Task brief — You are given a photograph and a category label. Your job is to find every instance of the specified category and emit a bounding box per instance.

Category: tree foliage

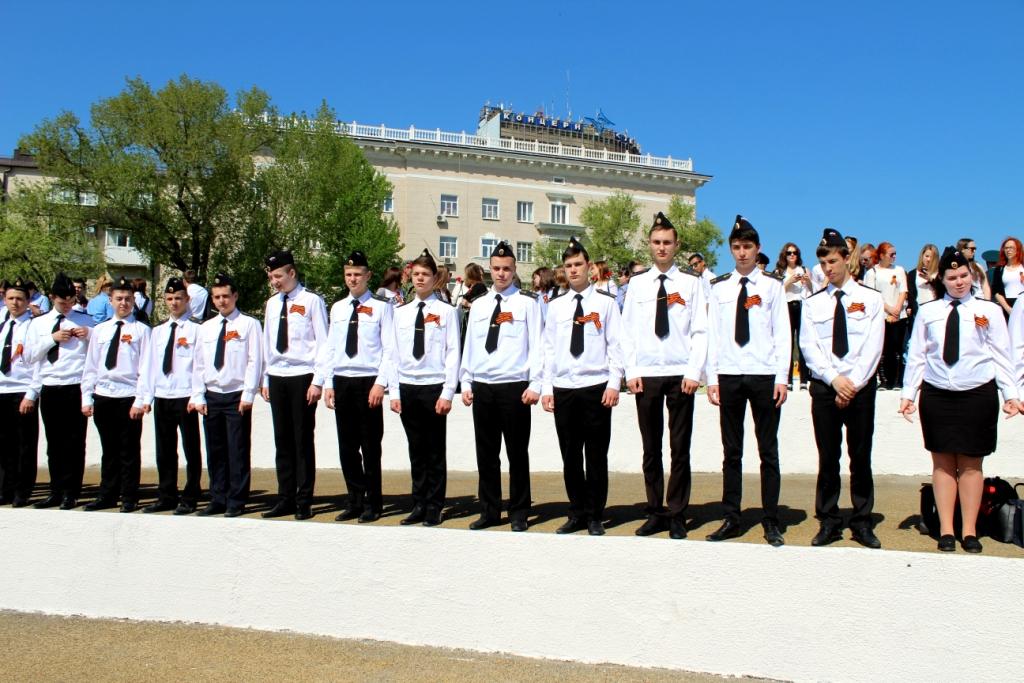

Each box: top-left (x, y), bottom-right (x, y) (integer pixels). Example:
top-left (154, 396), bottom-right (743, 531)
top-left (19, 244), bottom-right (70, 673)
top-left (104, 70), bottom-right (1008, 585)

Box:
top-left (579, 191), bottom-right (645, 269)
top-left (665, 195), bottom-right (724, 269)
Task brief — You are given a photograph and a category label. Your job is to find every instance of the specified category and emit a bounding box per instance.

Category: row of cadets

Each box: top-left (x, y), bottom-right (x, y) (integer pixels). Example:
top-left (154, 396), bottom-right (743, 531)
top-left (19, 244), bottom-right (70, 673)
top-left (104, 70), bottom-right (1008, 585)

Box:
top-left (541, 236), bottom-right (623, 536)
top-left (24, 274), bottom-right (95, 509)
top-left (260, 251), bottom-right (329, 521)
top-left (459, 240), bottom-right (543, 532)
top-left (621, 212), bottom-right (707, 540)
top-left (0, 278), bottom-right (41, 505)
top-left (316, 250), bottom-right (395, 523)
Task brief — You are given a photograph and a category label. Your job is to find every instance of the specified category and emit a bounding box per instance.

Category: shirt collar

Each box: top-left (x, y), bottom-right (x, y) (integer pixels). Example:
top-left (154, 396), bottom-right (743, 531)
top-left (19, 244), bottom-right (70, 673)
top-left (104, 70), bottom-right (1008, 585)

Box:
top-left (653, 264), bottom-right (679, 280)
top-left (570, 284), bottom-right (594, 299)
top-left (348, 290), bottom-right (371, 304)
top-left (282, 284), bottom-right (304, 301)
top-left (221, 308), bottom-right (241, 322)
top-left (414, 292), bottom-right (437, 304)
top-left (491, 284), bottom-right (518, 299)
top-left (944, 292), bottom-right (973, 306)
top-left (731, 268), bottom-right (760, 284)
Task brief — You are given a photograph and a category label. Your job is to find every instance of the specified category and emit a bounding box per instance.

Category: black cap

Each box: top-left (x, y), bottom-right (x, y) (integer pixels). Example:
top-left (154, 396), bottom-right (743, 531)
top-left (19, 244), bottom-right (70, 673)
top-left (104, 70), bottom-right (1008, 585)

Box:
top-left (938, 246), bottom-right (968, 275)
top-left (211, 272), bottom-right (235, 288)
top-left (729, 215), bottom-right (759, 243)
top-left (345, 250), bottom-right (369, 268)
top-left (819, 227), bottom-right (846, 249)
top-left (492, 240), bottom-right (514, 260)
top-left (265, 250), bottom-right (295, 269)
top-left (563, 236), bottom-right (589, 262)
top-left (652, 211), bottom-right (675, 230)
top-left (7, 277), bottom-right (29, 295)
top-left (164, 277), bottom-right (186, 294)
top-left (111, 275), bottom-right (134, 292)
top-left (51, 272), bottom-right (75, 297)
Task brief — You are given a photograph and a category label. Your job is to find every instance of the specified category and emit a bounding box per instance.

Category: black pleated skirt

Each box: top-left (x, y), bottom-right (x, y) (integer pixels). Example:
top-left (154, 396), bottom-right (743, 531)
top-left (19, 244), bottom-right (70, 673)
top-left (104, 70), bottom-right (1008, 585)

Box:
top-left (919, 380), bottom-right (998, 456)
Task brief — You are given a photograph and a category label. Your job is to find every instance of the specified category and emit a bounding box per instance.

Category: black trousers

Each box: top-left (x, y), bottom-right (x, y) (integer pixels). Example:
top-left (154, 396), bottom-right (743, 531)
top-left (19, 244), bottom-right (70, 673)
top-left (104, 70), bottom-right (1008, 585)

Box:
top-left (153, 396), bottom-right (202, 505)
top-left (398, 383), bottom-right (447, 513)
top-left (332, 375), bottom-right (384, 512)
top-left (553, 383), bottom-right (610, 521)
top-left (268, 374), bottom-right (317, 507)
top-left (92, 395), bottom-right (142, 503)
top-left (471, 380), bottom-right (532, 521)
top-left (39, 384), bottom-right (87, 498)
top-left (787, 300), bottom-right (810, 385)
top-left (203, 390), bottom-right (251, 508)
top-left (717, 375), bottom-right (781, 524)
top-left (634, 375), bottom-right (694, 518)
top-left (0, 391), bottom-right (39, 500)
top-left (810, 379), bottom-right (876, 528)
top-left (879, 318), bottom-right (907, 388)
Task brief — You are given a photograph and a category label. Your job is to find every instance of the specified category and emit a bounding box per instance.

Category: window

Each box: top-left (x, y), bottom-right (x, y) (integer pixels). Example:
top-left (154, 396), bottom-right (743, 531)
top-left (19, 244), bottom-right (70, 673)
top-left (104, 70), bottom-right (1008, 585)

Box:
top-left (440, 194), bottom-right (459, 217)
top-left (516, 201), bottom-right (534, 223)
top-left (552, 176), bottom-right (566, 185)
top-left (481, 197), bottom-right (499, 220)
top-left (80, 192), bottom-right (99, 206)
top-left (517, 241), bottom-right (533, 263)
top-left (480, 237), bottom-right (499, 258)
top-left (439, 235), bottom-right (458, 259)
top-left (105, 229), bottom-right (134, 248)
top-left (550, 203), bottom-right (567, 225)
top-left (382, 194), bottom-right (394, 213)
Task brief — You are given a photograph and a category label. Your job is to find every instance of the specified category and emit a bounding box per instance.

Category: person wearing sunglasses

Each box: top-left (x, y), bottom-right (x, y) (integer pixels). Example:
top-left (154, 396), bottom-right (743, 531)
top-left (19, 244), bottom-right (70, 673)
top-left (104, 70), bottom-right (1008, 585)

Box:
top-left (774, 243), bottom-right (811, 390)
top-left (955, 238), bottom-right (991, 301)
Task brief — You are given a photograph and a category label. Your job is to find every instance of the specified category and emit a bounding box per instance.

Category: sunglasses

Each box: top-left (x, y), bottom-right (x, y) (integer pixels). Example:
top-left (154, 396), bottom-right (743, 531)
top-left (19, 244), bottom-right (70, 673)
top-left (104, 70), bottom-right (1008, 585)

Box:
top-left (964, 246), bottom-right (976, 251)
top-left (785, 250), bottom-right (799, 255)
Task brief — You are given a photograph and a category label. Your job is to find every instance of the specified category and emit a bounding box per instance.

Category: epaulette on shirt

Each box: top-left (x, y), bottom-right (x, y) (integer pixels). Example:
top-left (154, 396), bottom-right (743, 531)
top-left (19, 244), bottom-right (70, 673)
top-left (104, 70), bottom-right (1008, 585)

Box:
top-left (710, 273), bottom-right (731, 285)
top-left (548, 290), bottom-right (566, 302)
top-left (398, 299), bottom-right (415, 308)
top-left (918, 298), bottom-right (943, 308)
top-left (370, 292), bottom-right (389, 303)
top-left (858, 282), bottom-right (880, 293)
top-left (678, 266), bottom-right (698, 277)
top-left (632, 267), bottom-right (651, 277)
top-left (808, 287), bottom-right (830, 298)
top-left (765, 271), bottom-right (785, 282)
top-left (518, 290), bottom-right (538, 299)
top-left (595, 288), bottom-right (617, 299)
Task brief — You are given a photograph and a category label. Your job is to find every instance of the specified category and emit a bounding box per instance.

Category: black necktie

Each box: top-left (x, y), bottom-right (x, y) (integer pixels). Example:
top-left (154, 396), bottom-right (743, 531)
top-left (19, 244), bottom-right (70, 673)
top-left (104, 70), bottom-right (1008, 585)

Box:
top-left (832, 291), bottom-right (849, 358)
top-left (735, 277), bottom-right (750, 346)
top-left (162, 321), bottom-right (178, 375)
top-left (570, 294), bottom-right (585, 358)
top-left (47, 314), bottom-right (65, 364)
top-left (0, 320), bottom-right (13, 375)
top-left (943, 300), bottom-right (960, 366)
top-left (105, 320), bottom-right (124, 370)
top-left (484, 294), bottom-right (502, 353)
top-left (345, 299), bottom-right (360, 358)
top-left (413, 302), bottom-right (426, 359)
top-left (214, 318), bottom-right (227, 370)
top-left (655, 274), bottom-right (669, 339)
top-left (276, 293), bottom-right (289, 353)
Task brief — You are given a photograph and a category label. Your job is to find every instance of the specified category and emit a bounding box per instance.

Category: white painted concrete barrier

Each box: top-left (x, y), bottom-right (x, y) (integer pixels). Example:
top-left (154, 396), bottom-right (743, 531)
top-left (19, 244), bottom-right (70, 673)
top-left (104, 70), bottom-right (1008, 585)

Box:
top-left (0, 508), bottom-right (1019, 681)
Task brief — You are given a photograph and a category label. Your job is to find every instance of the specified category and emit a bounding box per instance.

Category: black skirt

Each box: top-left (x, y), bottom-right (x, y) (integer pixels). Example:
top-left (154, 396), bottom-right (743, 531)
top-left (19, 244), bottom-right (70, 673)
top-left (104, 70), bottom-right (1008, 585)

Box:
top-left (919, 380), bottom-right (998, 456)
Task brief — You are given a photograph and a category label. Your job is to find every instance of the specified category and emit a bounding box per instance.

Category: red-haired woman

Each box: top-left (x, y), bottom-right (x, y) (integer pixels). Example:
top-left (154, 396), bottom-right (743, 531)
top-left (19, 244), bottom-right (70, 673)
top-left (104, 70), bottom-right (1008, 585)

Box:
top-left (864, 242), bottom-right (908, 389)
top-left (989, 237), bottom-right (1023, 319)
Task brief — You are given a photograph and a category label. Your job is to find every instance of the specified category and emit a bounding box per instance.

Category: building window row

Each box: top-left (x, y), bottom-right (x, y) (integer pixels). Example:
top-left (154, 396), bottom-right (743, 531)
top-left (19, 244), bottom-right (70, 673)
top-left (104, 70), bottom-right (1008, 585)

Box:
top-left (436, 237), bottom-right (536, 262)
top-left (429, 195), bottom-right (567, 225)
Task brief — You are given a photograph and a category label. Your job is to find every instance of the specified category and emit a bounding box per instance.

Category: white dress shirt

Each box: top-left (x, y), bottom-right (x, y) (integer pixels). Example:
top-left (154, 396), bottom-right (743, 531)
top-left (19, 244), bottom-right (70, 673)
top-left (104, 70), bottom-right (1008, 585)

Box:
top-left (799, 279), bottom-right (885, 390)
top-left (30, 292), bottom-right (51, 314)
top-left (186, 283), bottom-right (208, 320)
top-left (0, 312), bottom-right (41, 399)
top-left (390, 293), bottom-right (461, 402)
top-left (460, 285), bottom-right (543, 394)
top-left (261, 284), bottom-right (329, 387)
top-left (810, 264), bottom-right (827, 293)
top-left (541, 285), bottom-right (623, 394)
top-left (620, 265), bottom-right (707, 382)
top-left (316, 291), bottom-right (395, 385)
top-left (706, 268), bottom-right (791, 385)
top-left (24, 308), bottom-right (95, 387)
top-left (140, 315), bottom-right (200, 401)
top-left (191, 309), bottom-right (263, 405)
top-left (80, 315), bottom-right (150, 408)
top-left (902, 294), bottom-right (1018, 402)
top-left (699, 269), bottom-right (715, 299)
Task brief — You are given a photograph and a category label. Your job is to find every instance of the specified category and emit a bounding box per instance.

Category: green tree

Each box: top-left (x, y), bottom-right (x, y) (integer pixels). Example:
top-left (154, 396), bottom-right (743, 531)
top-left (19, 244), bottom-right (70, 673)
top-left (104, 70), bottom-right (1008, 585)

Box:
top-left (665, 195), bottom-right (724, 269)
top-left (532, 236), bottom-right (566, 269)
top-left (579, 191), bottom-right (645, 269)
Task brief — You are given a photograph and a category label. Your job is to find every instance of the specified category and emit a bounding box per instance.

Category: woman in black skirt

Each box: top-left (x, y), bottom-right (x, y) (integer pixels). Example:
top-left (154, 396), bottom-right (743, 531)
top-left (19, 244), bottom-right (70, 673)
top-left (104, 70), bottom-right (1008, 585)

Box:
top-left (899, 246), bottom-right (1021, 553)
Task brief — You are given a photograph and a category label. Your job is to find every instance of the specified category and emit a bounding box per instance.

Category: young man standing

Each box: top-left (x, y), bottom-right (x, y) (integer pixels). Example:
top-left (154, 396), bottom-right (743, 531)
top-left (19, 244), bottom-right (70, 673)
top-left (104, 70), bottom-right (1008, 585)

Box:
top-left (705, 216), bottom-right (790, 547)
top-left (261, 250), bottom-right (328, 521)
top-left (688, 252), bottom-right (716, 301)
top-left (139, 278), bottom-right (202, 514)
top-left (390, 249), bottom-right (461, 527)
top-left (25, 273), bottom-right (94, 509)
top-left (189, 273), bottom-right (263, 517)
top-left (318, 251), bottom-right (395, 523)
top-left (800, 228), bottom-right (885, 548)
top-left (81, 276), bottom-right (151, 512)
top-left (0, 278), bottom-right (41, 506)
top-left (460, 240), bottom-right (543, 532)
top-left (542, 237), bottom-right (623, 536)
top-left (621, 212), bottom-right (708, 539)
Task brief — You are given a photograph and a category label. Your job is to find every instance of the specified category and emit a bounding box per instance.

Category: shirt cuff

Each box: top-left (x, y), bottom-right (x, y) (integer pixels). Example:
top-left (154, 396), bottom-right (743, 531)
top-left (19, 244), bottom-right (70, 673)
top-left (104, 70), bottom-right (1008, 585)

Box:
top-left (900, 387), bottom-right (919, 402)
top-left (440, 387), bottom-right (455, 402)
top-left (24, 389), bottom-right (38, 402)
top-left (542, 383), bottom-right (554, 396)
top-left (241, 390), bottom-right (256, 404)
top-left (132, 397), bottom-right (145, 410)
top-left (190, 393), bottom-right (206, 406)
top-left (683, 368), bottom-right (702, 383)
top-left (81, 393), bottom-right (94, 408)
top-left (774, 373), bottom-right (788, 385)
top-left (527, 380), bottom-right (542, 395)
top-left (706, 373), bottom-right (719, 386)
top-left (822, 369), bottom-right (840, 386)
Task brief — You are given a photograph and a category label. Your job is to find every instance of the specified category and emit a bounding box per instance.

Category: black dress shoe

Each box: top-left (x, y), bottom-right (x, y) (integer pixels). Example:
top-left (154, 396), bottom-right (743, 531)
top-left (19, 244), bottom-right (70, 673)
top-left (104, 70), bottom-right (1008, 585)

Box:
top-left (763, 521), bottom-right (785, 547)
top-left (811, 523), bottom-right (843, 547)
top-left (469, 515), bottom-right (500, 530)
top-left (961, 535), bottom-right (983, 554)
top-left (83, 498), bottom-right (117, 511)
top-left (937, 534), bottom-right (956, 552)
top-left (588, 520), bottom-right (605, 536)
top-left (510, 518), bottom-right (528, 532)
top-left (34, 494), bottom-right (63, 509)
top-left (143, 500), bottom-right (178, 514)
top-left (59, 497), bottom-right (78, 510)
top-left (197, 503), bottom-right (227, 517)
top-left (261, 501), bottom-right (296, 519)
top-left (11, 496), bottom-right (30, 508)
top-left (358, 508), bottom-right (381, 523)
top-left (851, 527), bottom-right (882, 549)
top-left (224, 506), bottom-right (246, 518)
top-left (555, 517), bottom-right (588, 534)
top-left (706, 519), bottom-right (742, 542)
top-left (120, 501), bottom-right (139, 513)
top-left (400, 506), bottom-right (426, 526)
top-left (635, 514), bottom-right (667, 537)
top-left (294, 506), bottom-right (314, 521)
top-left (173, 502), bottom-right (196, 515)
top-left (334, 506), bottom-right (363, 522)
top-left (669, 518), bottom-right (688, 540)
top-left (422, 510), bottom-right (443, 527)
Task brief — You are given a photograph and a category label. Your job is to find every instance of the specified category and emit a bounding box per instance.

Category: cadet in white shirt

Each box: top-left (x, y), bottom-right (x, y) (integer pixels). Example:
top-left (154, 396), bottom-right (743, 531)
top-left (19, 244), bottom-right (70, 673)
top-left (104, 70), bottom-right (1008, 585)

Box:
top-left (318, 250), bottom-right (395, 524)
top-left (189, 273), bottom-right (263, 517)
top-left (390, 249), bottom-right (461, 527)
top-left (260, 250), bottom-right (329, 521)
top-left (0, 278), bottom-right (41, 506)
top-left (460, 240), bottom-right (542, 532)
top-left (24, 273), bottom-right (95, 509)
top-left (705, 216), bottom-right (790, 547)
top-left (81, 276), bottom-right (151, 513)
top-left (622, 212), bottom-right (707, 540)
top-left (899, 246), bottom-right (1021, 553)
top-left (541, 237), bottom-right (624, 537)
top-left (799, 229), bottom-right (885, 549)
top-left (139, 278), bottom-right (202, 515)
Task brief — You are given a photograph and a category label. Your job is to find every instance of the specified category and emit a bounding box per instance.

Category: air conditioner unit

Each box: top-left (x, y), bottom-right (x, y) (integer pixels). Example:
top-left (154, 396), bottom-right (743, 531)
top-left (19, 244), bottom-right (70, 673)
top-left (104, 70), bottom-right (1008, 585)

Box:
top-left (436, 214), bottom-right (446, 223)
top-left (443, 257), bottom-right (455, 266)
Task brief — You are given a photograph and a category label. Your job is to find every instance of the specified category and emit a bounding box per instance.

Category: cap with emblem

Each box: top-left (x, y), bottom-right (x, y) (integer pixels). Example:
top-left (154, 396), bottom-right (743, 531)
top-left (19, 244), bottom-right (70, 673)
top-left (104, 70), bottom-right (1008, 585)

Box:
top-left (819, 227), bottom-right (846, 249)
top-left (7, 277), bottom-right (29, 295)
top-left (729, 215), bottom-right (759, 244)
top-left (563, 235), bottom-right (589, 262)
top-left (211, 272), bottom-right (235, 288)
top-left (492, 240), bottom-right (514, 260)
top-left (51, 272), bottom-right (75, 298)
top-left (652, 211), bottom-right (675, 230)
top-left (345, 250), bottom-right (369, 268)
top-left (111, 275), bottom-right (134, 292)
top-left (937, 246), bottom-right (967, 275)
top-left (265, 250), bottom-right (295, 269)
top-left (164, 277), bottom-right (187, 294)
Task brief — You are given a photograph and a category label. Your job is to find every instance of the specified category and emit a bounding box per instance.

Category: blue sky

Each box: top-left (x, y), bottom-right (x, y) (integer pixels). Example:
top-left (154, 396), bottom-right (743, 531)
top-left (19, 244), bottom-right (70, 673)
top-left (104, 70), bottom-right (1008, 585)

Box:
top-left (2, 1), bottom-right (1021, 268)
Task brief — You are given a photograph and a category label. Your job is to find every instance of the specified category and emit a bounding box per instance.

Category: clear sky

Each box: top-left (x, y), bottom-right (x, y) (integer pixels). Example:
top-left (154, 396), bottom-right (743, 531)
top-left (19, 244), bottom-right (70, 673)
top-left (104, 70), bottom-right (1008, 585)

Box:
top-left (2, 1), bottom-right (1021, 269)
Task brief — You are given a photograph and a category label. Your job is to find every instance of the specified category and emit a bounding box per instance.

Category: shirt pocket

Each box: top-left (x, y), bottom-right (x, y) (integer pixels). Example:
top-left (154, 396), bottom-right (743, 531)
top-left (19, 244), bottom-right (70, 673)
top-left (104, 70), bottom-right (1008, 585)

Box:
top-left (174, 330), bottom-right (197, 357)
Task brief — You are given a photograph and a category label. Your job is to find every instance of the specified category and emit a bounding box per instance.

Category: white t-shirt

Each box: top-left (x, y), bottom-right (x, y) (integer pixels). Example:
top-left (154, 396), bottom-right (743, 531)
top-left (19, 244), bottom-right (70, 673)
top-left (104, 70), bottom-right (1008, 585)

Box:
top-left (1002, 265), bottom-right (1024, 299)
top-left (186, 283), bottom-right (208, 320)
top-left (864, 265), bottom-right (908, 319)
top-left (783, 266), bottom-right (810, 302)
top-left (914, 271), bottom-right (937, 307)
